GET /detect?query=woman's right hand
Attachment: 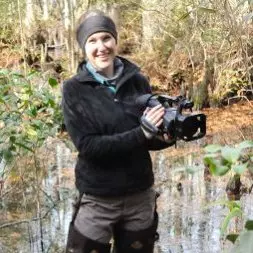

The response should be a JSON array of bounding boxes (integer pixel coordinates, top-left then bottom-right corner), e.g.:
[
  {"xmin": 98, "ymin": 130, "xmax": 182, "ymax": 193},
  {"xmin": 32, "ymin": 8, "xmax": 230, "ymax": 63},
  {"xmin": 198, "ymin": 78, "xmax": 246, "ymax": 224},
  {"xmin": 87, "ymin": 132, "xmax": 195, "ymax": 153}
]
[{"xmin": 141, "ymin": 104, "xmax": 165, "ymax": 139}]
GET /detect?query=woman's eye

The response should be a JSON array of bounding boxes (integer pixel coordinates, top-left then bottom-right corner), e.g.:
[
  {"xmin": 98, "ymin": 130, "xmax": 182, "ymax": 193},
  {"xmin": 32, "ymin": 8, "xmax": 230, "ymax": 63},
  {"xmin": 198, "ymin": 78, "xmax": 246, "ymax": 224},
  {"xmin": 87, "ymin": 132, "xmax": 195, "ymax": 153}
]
[
  {"xmin": 103, "ymin": 36, "xmax": 112, "ymax": 42},
  {"xmin": 88, "ymin": 39, "xmax": 96, "ymax": 44}
]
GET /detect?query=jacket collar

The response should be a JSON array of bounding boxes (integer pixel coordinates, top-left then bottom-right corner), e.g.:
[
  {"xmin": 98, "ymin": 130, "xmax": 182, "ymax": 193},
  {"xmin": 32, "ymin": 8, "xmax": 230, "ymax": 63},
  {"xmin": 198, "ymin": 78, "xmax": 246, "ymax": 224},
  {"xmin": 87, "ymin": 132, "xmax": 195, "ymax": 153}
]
[{"xmin": 74, "ymin": 56, "xmax": 140, "ymax": 91}]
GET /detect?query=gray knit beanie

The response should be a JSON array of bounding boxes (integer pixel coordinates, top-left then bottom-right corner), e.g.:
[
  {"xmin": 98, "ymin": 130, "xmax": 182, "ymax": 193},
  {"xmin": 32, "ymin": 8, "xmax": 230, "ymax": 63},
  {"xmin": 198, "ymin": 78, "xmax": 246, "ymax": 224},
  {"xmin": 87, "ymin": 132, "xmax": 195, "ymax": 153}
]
[{"xmin": 76, "ymin": 14, "xmax": 117, "ymax": 50}]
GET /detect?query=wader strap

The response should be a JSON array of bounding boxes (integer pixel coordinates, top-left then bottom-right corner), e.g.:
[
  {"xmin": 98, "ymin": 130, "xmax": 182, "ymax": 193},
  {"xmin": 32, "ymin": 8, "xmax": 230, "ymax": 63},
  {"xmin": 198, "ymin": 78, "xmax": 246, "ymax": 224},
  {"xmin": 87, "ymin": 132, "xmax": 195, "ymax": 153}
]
[{"xmin": 71, "ymin": 195, "xmax": 82, "ymax": 224}]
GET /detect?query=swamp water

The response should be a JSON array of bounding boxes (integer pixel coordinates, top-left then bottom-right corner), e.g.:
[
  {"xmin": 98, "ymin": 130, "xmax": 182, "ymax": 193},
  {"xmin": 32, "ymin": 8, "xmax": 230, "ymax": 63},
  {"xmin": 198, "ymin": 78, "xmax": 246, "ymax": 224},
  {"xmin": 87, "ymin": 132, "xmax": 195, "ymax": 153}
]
[{"xmin": 0, "ymin": 128, "xmax": 253, "ymax": 253}]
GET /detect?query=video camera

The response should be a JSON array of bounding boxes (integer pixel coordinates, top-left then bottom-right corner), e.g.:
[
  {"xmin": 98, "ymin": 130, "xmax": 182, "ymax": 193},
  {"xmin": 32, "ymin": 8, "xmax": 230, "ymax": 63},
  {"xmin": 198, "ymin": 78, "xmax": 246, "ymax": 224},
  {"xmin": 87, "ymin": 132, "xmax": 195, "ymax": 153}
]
[{"xmin": 136, "ymin": 94, "xmax": 206, "ymax": 142}]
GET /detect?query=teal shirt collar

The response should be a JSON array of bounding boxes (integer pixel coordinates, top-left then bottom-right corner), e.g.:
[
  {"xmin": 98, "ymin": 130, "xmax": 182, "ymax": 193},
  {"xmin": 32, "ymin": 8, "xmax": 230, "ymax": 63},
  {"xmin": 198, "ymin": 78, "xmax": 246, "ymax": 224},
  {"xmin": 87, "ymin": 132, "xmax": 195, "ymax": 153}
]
[{"xmin": 85, "ymin": 58, "xmax": 124, "ymax": 93}]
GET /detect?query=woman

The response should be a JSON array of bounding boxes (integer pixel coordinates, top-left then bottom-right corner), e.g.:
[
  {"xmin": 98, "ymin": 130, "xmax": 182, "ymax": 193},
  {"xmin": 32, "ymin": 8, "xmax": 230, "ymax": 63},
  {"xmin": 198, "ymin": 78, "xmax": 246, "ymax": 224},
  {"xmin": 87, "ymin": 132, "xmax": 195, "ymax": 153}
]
[{"xmin": 62, "ymin": 9, "xmax": 173, "ymax": 253}]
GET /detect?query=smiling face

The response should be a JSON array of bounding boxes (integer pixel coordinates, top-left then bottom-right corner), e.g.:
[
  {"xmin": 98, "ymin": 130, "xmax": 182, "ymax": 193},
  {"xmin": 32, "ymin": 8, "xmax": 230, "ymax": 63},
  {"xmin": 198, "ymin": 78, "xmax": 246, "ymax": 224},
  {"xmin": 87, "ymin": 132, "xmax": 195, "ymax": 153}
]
[{"xmin": 84, "ymin": 32, "xmax": 117, "ymax": 77}]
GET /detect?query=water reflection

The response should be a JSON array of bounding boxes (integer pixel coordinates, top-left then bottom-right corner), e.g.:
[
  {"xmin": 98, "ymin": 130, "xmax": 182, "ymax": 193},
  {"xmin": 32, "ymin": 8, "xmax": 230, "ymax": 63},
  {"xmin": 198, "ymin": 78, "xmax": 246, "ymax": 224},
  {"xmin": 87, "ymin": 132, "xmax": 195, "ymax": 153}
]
[
  {"xmin": 154, "ymin": 150, "xmax": 228, "ymax": 253},
  {"xmin": 0, "ymin": 139, "xmax": 76, "ymax": 253},
  {"xmin": 0, "ymin": 139, "xmax": 253, "ymax": 253}
]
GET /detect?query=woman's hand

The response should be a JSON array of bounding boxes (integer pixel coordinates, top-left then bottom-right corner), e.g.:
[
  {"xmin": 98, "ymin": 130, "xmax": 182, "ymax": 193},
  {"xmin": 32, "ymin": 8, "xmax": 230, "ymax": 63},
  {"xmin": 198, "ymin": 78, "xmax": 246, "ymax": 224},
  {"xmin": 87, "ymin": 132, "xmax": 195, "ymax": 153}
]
[
  {"xmin": 143, "ymin": 104, "xmax": 165, "ymax": 128},
  {"xmin": 141, "ymin": 104, "xmax": 165, "ymax": 139},
  {"xmin": 141, "ymin": 104, "xmax": 173, "ymax": 143}
]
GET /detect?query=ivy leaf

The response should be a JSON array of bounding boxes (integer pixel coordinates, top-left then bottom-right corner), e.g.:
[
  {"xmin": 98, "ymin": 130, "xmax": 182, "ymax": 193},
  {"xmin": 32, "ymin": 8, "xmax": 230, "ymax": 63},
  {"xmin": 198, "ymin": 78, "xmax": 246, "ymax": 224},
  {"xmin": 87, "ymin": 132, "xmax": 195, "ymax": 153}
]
[
  {"xmin": 215, "ymin": 164, "xmax": 230, "ymax": 176},
  {"xmin": 204, "ymin": 156, "xmax": 230, "ymax": 176},
  {"xmin": 232, "ymin": 162, "xmax": 248, "ymax": 175},
  {"xmin": 2, "ymin": 149, "xmax": 13, "ymax": 162},
  {"xmin": 221, "ymin": 147, "xmax": 241, "ymax": 163},
  {"xmin": 245, "ymin": 220, "xmax": 253, "ymax": 231},
  {"xmin": 204, "ymin": 144, "xmax": 222, "ymax": 153},
  {"xmin": 226, "ymin": 233, "xmax": 239, "ymax": 244},
  {"xmin": 237, "ymin": 140, "xmax": 253, "ymax": 150},
  {"xmin": 0, "ymin": 69, "xmax": 9, "ymax": 75},
  {"xmin": 232, "ymin": 231, "xmax": 253, "ymax": 253},
  {"xmin": 48, "ymin": 78, "xmax": 58, "ymax": 88}
]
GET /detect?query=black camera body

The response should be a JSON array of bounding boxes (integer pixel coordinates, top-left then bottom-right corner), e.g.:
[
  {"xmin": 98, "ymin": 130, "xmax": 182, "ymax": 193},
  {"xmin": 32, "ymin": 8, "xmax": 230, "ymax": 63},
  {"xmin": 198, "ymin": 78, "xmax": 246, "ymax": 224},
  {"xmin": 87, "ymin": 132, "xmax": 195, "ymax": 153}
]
[{"xmin": 136, "ymin": 94, "xmax": 206, "ymax": 142}]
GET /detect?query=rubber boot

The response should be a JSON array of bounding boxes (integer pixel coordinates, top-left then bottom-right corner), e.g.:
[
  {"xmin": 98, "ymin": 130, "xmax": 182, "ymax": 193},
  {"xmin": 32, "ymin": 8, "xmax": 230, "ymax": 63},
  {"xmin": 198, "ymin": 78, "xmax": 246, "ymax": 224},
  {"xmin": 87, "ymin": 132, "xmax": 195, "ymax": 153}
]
[
  {"xmin": 113, "ymin": 211, "xmax": 159, "ymax": 253},
  {"xmin": 66, "ymin": 223, "xmax": 111, "ymax": 253}
]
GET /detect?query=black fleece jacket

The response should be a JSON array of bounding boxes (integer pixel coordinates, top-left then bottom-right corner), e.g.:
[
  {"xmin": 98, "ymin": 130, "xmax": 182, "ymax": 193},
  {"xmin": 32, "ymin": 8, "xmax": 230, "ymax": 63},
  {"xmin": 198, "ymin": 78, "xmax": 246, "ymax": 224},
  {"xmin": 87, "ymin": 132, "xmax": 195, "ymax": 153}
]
[{"xmin": 62, "ymin": 56, "xmax": 171, "ymax": 196}]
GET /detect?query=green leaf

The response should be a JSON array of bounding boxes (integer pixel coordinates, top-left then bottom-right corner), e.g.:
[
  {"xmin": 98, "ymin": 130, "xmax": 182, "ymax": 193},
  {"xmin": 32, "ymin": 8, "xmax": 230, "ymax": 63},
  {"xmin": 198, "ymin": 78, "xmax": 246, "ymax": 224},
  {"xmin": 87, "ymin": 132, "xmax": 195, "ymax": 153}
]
[
  {"xmin": 15, "ymin": 142, "xmax": 34, "ymax": 153},
  {"xmin": 48, "ymin": 78, "xmax": 58, "ymax": 88},
  {"xmin": 221, "ymin": 147, "xmax": 241, "ymax": 163},
  {"xmin": 3, "ymin": 149, "xmax": 13, "ymax": 162},
  {"xmin": 47, "ymin": 98, "xmax": 56, "ymax": 107},
  {"xmin": 27, "ymin": 70, "xmax": 38, "ymax": 79},
  {"xmin": 203, "ymin": 156, "xmax": 216, "ymax": 166},
  {"xmin": 0, "ymin": 69, "xmax": 9, "ymax": 75},
  {"xmin": 204, "ymin": 156, "xmax": 230, "ymax": 176},
  {"xmin": 245, "ymin": 220, "xmax": 253, "ymax": 230},
  {"xmin": 232, "ymin": 162, "xmax": 248, "ymax": 175},
  {"xmin": 9, "ymin": 135, "xmax": 16, "ymax": 143},
  {"xmin": 232, "ymin": 230, "xmax": 253, "ymax": 253},
  {"xmin": 228, "ymin": 201, "xmax": 241, "ymax": 210},
  {"xmin": 226, "ymin": 233, "xmax": 239, "ymax": 243},
  {"xmin": 237, "ymin": 140, "xmax": 253, "ymax": 150},
  {"xmin": 26, "ymin": 128, "xmax": 38, "ymax": 137},
  {"xmin": 28, "ymin": 106, "xmax": 38, "ymax": 117},
  {"xmin": 31, "ymin": 120, "xmax": 43, "ymax": 130},
  {"xmin": 10, "ymin": 71, "xmax": 24, "ymax": 78},
  {"xmin": 204, "ymin": 144, "xmax": 222, "ymax": 153},
  {"xmin": 221, "ymin": 207, "xmax": 243, "ymax": 235},
  {"xmin": 215, "ymin": 164, "xmax": 230, "ymax": 176}
]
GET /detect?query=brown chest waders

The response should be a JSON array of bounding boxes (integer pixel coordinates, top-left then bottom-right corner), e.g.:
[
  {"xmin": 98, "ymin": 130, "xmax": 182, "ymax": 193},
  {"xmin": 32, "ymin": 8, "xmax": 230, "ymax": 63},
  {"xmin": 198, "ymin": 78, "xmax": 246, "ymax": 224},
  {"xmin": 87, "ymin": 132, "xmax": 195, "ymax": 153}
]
[
  {"xmin": 65, "ymin": 197, "xmax": 111, "ymax": 253},
  {"xmin": 112, "ymin": 210, "xmax": 159, "ymax": 253},
  {"xmin": 66, "ymin": 192, "xmax": 160, "ymax": 253},
  {"xmin": 112, "ymin": 192, "xmax": 160, "ymax": 253}
]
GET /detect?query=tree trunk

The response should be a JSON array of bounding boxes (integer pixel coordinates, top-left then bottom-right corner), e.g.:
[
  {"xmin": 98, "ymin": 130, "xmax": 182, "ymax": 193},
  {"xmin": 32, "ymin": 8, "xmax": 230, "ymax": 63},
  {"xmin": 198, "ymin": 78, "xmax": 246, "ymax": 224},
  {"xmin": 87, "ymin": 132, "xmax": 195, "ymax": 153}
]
[
  {"xmin": 107, "ymin": 4, "xmax": 121, "ymax": 41},
  {"xmin": 141, "ymin": 0, "xmax": 169, "ymax": 51},
  {"xmin": 108, "ymin": 4, "xmax": 120, "ymax": 25},
  {"xmin": 70, "ymin": 0, "xmax": 77, "ymax": 72},
  {"xmin": 63, "ymin": 0, "xmax": 70, "ymax": 29},
  {"xmin": 141, "ymin": 0, "xmax": 161, "ymax": 51},
  {"xmin": 42, "ymin": 0, "xmax": 49, "ymax": 20},
  {"xmin": 63, "ymin": 0, "xmax": 79, "ymax": 72},
  {"xmin": 25, "ymin": 0, "xmax": 34, "ymax": 28},
  {"xmin": 192, "ymin": 58, "xmax": 214, "ymax": 109}
]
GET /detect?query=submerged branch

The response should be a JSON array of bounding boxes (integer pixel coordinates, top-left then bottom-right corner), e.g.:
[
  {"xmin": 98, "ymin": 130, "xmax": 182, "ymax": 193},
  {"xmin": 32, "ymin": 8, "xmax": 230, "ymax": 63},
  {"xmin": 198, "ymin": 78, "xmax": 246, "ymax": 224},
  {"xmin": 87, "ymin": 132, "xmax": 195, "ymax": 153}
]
[
  {"xmin": 0, "ymin": 217, "xmax": 40, "ymax": 229},
  {"xmin": 0, "ymin": 200, "xmax": 61, "ymax": 230}
]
